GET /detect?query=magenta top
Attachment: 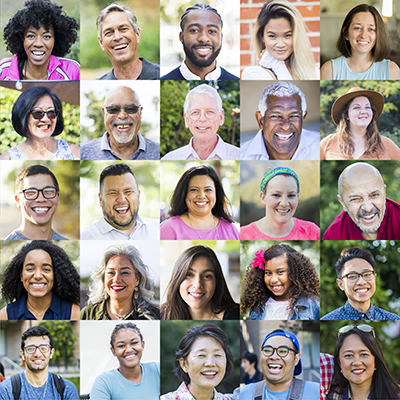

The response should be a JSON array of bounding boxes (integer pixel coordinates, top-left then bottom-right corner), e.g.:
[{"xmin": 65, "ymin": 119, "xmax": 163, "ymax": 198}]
[
  {"xmin": 240, "ymin": 218, "xmax": 320, "ymax": 240},
  {"xmin": 160, "ymin": 216, "xmax": 240, "ymax": 240}
]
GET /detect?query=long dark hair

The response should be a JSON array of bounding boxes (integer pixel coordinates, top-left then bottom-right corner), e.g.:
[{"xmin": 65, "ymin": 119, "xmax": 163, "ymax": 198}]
[
  {"xmin": 334, "ymin": 327, "xmax": 400, "ymax": 400},
  {"xmin": 161, "ymin": 245, "xmax": 238, "ymax": 320}
]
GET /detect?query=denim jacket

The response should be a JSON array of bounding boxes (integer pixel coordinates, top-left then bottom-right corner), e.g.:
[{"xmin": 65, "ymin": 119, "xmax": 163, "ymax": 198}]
[{"xmin": 249, "ymin": 295, "xmax": 320, "ymax": 320}]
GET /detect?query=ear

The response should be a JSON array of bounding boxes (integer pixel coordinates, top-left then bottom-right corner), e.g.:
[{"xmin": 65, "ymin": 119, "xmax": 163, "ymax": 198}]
[
  {"xmin": 337, "ymin": 278, "xmax": 345, "ymax": 291},
  {"xmin": 294, "ymin": 352, "xmax": 301, "ymax": 366},
  {"xmin": 98, "ymin": 192, "xmax": 102, "ymax": 207},
  {"xmin": 337, "ymin": 195, "xmax": 346, "ymax": 211},
  {"xmin": 255, "ymin": 111, "xmax": 264, "ymax": 130},
  {"xmin": 20, "ymin": 349, "xmax": 24, "ymax": 360},
  {"xmin": 219, "ymin": 109, "xmax": 225, "ymax": 126},
  {"xmin": 179, "ymin": 358, "xmax": 188, "ymax": 374},
  {"xmin": 138, "ymin": 189, "xmax": 141, "ymax": 204},
  {"xmin": 260, "ymin": 191, "xmax": 266, "ymax": 206},
  {"xmin": 302, "ymin": 111, "xmax": 307, "ymax": 120},
  {"xmin": 141, "ymin": 340, "xmax": 145, "ymax": 349},
  {"xmin": 179, "ymin": 31, "xmax": 183, "ymax": 44},
  {"xmin": 111, "ymin": 347, "xmax": 116, "ymax": 357},
  {"xmin": 56, "ymin": 193, "xmax": 60, "ymax": 207},
  {"xmin": 50, "ymin": 348, "xmax": 54, "ymax": 359},
  {"xmin": 102, "ymin": 106, "xmax": 106, "ymax": 118},
  {"xmin": 15, "ymin": 194, "xmax": 21, "ymax": 209},
  {"xmin": 136, "ymin": 27, "xmax": 141, "ymax": 45},
  {"xmin": 98, "ymin": 36, "xmax": 105, "ymax": 52},
  {"xmin": 184, "ymin": 113, "xmax": 190, "ymax": 129}
]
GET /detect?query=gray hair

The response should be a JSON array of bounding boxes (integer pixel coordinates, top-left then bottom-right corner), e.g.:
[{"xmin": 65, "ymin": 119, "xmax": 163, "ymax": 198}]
[
  {"xmin": 88, "ymin": 244, "xmax": 157, "ymax": 320},
  {"xmin": 258, "ymin": 82, "xmax": 307, "ymax": 116},
  {"xmin": 96, "ymin": 3, "xmax": 139, "ymax": 38},
  {"xmin": 183, "ymin": 84, "xmax": 223, "ymax": 115}
]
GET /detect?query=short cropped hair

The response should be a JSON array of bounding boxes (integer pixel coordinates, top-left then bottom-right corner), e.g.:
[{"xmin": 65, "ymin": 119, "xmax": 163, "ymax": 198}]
[
  {"xmin": 241, "ymin": 351, "xmax": 258, "ymax": 367},
  {"xmin": 21, "ymin": 326, "xmax": 54, "ymax": 350},
  {"xmin": 335, "ymin": 247, "xmax": 376, "ymax": 278},
  {"xmin": 183, "ymin": 84, "xmax": 223, "ymax": 114},
  {"xmin": 15, "ymin": 164, "xmax": 59, "ymax": 194},
  {"xmin": 99, "ymin": 163, "xmax": 138, "ymax": 193},
  {"xmin": 180, "ymin": 3, "xmax": 223, "ymax": 30},
  {"xmin": 110, "ymin": 322, "xmax": 143, "ymax": 349},
  {"xmin": 97, "ymin": 3, "xmax": 139, "ymax": 38}
]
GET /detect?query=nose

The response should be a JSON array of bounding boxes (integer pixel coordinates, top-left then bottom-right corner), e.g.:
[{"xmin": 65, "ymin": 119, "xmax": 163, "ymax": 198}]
[
  {"xmin": 198, "ymin": 28, "xmax": 210, "ymax": 43},
  {"xmin": 204, "ymin": 355, "xmax": 216, "ymax": 366},
  {"xmin": 33, "ymin": 268, "xmax": 42, "ymax": 279},
  {"xmin": 276, "ymin": 37, "xmax": 285, "ymax": 47},
  {"xmin": 116, "ymin": 192, "xmax": 127, "ymax": 202},
  {"xmin": 33, "ymin": 35, "xmax": 44, "ymax": 47},
  {"xmin": 36, "ymin": 190, "xmax": 46, "ymax": 201},
  {"xmin": 280, "ymin": 196, "xmax": 289, "ymax": 206},
  {"xmin": 192, "ymin": 275, "xmax": 202, "ymax": 289},
  {"xmin": 33, "ymin": 347, "xmax": 42, "ymax": 355},
  {"xmin": 270, "ymin": 273, "xmax": 279, "ymax": 283},
  {"xmin": 113, "ymin": 29, "xmax": 123, "ymax": 40},
  {"xmin": 113, "ymin": 270, "xmax": 122, "ymax": 282},
  {"xmin": 198, "ymin": 110, "xmax": 207, "ymax": 121},
  {"xmin": 360, "ymin": 200, "xmax": 374, "ymax": 213}
]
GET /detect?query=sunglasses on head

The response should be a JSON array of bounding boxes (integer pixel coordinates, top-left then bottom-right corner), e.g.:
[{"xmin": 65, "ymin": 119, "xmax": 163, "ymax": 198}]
[
  {"xmin": 105, "ymin": 104, "xmax": 141, "ymax": 115},
  {"xmin": 30, "ymin": 109, "xmax": 58, "ymax": 120},
  {"xmin": 338, "ymin": 324, "xmax": 375, "ymax": 337}
]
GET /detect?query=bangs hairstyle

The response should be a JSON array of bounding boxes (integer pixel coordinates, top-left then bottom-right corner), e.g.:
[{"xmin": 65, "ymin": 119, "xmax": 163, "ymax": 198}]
[
  {"xmin": 3, "ymin": 0, "xmax": 78, "ymax": 58},
  {"xmin": 337, "ymin": 4, "xmax": 390, "ymax": 61},
  {"xmin": 110, "ymin": 322, "xmax": 143, "ymax": 349},
  {"xmin": 2, "ymin": 241, "xmax": 80, "ymax": 305},
  {"xmin": 161, "ymin": 245, "xmax": 238, "ymax": 320},
  {"xmin": 334, "ymin": 327, "xmax": 400, "ymax": 399},
  {"xmin": 253, "ymin": 0, "xmax": 316, "ymax": 80},
  {"xmin": 240, "ymin": 243, "xmax": 320, "ymax": 317},
  {"xmin": 336, "ymin": 96, "xmax": 384, "ymax": 158},
  {"xmin": 12, "ymin": 86, "xmax": 64, "ymax": 138},
  {"xmin": 87, "ymin": 244, "xmax": 158, "ymax": 320},
  {"xmin": 167, "ymin": 165, "xmax": 234, "ymax": 223},
  {"xmin": 173, "ymin": 323, "xmax": 234, "ymax": 385},
  {"xmin": 15, "ymin": 164, "xmax": 59, "ymax": 194}
]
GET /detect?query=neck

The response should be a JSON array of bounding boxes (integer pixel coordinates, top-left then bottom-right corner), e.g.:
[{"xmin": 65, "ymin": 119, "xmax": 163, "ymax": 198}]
[
  {"xmin": 20, "ymin": 137, "xmax": 58, "ymax": 159},
  {"xmin": 361, "ymin": 231, "xmax": 378, "ymax": 240},
  {"xmin": 25, "ymin": 369, "xmax": 48, "ymax": 387},
  {"xmin": 258, "ymin": 216, "xmax": 294, "ymax": 238},
  {"xmin": 192, "ymin": 136, "xmax": 218, "ymax": 160},
  {"xmin": 346, "ymin": 53, "xmax": 374, "ymax": 73},
  {"xmin": 264, "ymin": 142, "xmax": 297, "ymax": 161},
  {"xmin": 266, "ymin": 377, "xmax": 292, "ymax": 393},
  {"xmin": 113, "ymin": 57, "xmax": 142, "ymax": 80},
  {"xmin": 118, "ymin": 363, "xmax": 142, "ymax": 383},
  {"xmin": 248, "ymin": 365, "xmax": 257, "ymax": 378},
  {"xmin": 349, "ymin": 382, "xmax": 372, "ymax": 400},
  {"xmin": 186, "ymin": 212, "xmax": 217, "ymax": 229},
  {"xmin": 108, "ymin": 298, "xmax": 134, "ymax": 319},
  {"xmin": 107, "ymin": 133, "xmax": 139, "ymax": 159},
  {"xmin": 189, "ymin": 305, "xmax": 216, "ymax": 321},
  {"xmin": 24, "ymin": 59, "xmax": 50, "ymax": 80},
  {"xmin": 187, "ymin": 382, "xmax": 214, "ymax": 400},
  {"xmin": 349, "ymin": 298, "xmax": 371, "ymax": 314},
  {"xmin": 17, "ymin": 221, "xmax": 54, "ymax": 240},
  {"xmin": 184, "ymin": 59, "xmax": 216, "ymax": 80}
]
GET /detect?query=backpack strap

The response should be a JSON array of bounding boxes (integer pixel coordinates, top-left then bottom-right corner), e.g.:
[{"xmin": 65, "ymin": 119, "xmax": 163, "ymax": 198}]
[
  {"xmin": 253, "ymin": 380, "xmax": 266, "ymax": 400},
  {"xmin": 10, "ymin": 374, "xmax": 21, "ymax": 400},
  {"xmin": 52, "ymin": 373, "xmax": 65, "ymax": 400},
  {"xmin": 288, "ymin": 377, "xmax": 305, "ymax": 400}
]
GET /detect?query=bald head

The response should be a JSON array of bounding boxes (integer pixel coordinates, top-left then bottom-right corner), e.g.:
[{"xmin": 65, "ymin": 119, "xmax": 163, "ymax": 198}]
[{"xmin": 104, "ymin": 86, "xmax": 141, "ymax": 107}]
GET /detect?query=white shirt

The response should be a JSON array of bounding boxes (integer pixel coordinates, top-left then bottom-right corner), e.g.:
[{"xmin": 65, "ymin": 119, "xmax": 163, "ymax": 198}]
[
  {"xmin": 81, "ymin": 214, "xmax": 159, "ymax": 240},
  {"xmin": 161, "ymin": 134, "xmax": 240, "ymax": 160},
  {"xmin": 240, "ymin": 129, "xmax": 320, "ymax": 160},
  {"xmin": 179, "ymin": 60, "xmax": 222, "ymax": 80}
]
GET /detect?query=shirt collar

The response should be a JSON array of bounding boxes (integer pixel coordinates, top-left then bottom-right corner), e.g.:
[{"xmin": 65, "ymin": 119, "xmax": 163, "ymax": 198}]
[
  {"xmin": 188, "ymin": 134, "xmax": 225, "ymax": 160},
  {"xmin": 243, "ymin": 130, "xmax": 270, "ymax": 159},
  {"xmin": 344, "ymin": 300, "xmax": 375, "ymax": 320},
  {"xmin": 16, "ymin": 293, "xmax": 60, "ymax": 319},
  {"xmin": 98, "ymin": 214, "xmax": 144, "ymax": 236},
  {"xmin": 179, "ymin": 60, "xmax": 222, "ymax": 80},
  {"xmin": 100, "ymin": 131, "xmax": 145, "ymax": 156}
]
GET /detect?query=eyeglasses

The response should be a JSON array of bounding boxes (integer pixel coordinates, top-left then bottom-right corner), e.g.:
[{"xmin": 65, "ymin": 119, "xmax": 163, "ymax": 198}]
[
  {"xmin": 339, "ymin": 271, "xmax": 376, "ymax": 282},
  {"xmin": 188, "ymin": 109, "xmax": 218, "ymax": 121},
  {"xmin": 338, "ymin": 324, "xmax": 376, "ymax": 338},
  {"xmin": 24, "ymin": 344, "xmax": 52, "ymax": 354},
  {"xmin": 261, "ymin": 345, "xmax": 297, "ymax": 358},
  {"xmin": 30, "ymin": 109, "xmax": 58, "ymax": 120},
  {"xmin": 105, "ymin": 104, "xmax": 141, "ymax": 115},
  {"xmin": 19, "ymin": 187, "xmax": 58, "ymax": 200}
]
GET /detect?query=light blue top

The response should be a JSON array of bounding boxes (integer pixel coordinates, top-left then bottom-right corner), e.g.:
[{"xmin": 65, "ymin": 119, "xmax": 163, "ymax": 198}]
[
  {"xmin": 90, "ymin": 362, "xmax": 160, "ymax": 400},
  {"xmin": 331, "ymin": 56, "xmax": 389, "ymax": 80},
  {"xmin": 8, "ymin": 139, "xmax": 78, "ymax": 160},
  {"xmin": 5, "ymin": 229, "xmax": 68, "ymax": 240}
]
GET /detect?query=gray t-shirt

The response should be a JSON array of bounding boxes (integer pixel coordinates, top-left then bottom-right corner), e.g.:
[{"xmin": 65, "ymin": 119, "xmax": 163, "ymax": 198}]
[
  {"xmin": 97, "ymin": 57, "xmax": 160, "ymax": 80},
  {"xmin": 5, "ymin": 229, "xmax": 68, "ymax": 240}
]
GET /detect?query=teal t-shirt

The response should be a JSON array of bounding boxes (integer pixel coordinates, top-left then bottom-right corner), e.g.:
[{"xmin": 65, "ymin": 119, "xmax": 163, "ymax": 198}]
[{"xmin": 90, "ymin": 361, "xmax": 160, "ymax": 400}]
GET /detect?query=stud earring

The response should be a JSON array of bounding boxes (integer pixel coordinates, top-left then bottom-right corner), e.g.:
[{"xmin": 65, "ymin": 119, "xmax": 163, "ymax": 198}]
[{"xmin": 134, "ymin": 286, "xmax": 139, "ymax": 300}]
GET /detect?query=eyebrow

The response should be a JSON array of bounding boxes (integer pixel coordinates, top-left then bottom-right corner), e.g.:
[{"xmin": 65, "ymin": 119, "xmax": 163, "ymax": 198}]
[
  {"xmin": 348, "ymin": 190, "xmax": 381, "ymax": 199},
  {"xmin": 26, "ymin": 29, "xmax": 52, "ymax": 34},
  {"xmin": 24, "ymin": 262, "xmax": 53, "ymax": 267},
  {"xmin": 115, "ymin": 338, "xmax": 139, "ymax": 345},
  {"xmin": 188, "ymin": 267, "xmax": 214, "ymax": 273},
  {"xmin": 188, "ymin": 185, "xmax": 214, "ymax": 189},
  {"xmin": 106, "ymin": 266, "xmax": 132, "ymax": 271},
  {"xmin": 266, "ymin": 30, "xmax": 292, "ymax": 34},
  {"xmin": 186, "ymin": 23, "xmax": 221, "ymax": 30}
]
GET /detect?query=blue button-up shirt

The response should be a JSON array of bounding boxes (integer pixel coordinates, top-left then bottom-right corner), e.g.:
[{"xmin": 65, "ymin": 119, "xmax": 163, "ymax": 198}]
[{"xmin": 321, "ymin": 300, "xmax": 400, "ymax": 320}]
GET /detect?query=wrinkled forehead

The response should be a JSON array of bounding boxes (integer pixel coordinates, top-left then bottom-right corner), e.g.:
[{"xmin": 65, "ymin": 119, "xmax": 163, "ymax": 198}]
[
  {"xmin": 265, "ymin": 94, "xmax": 302, "ymax": 113},
  {"xmin": 340, "ymin": 167, "xmax": 384, "ymax": 196},
  {"xmin": 188, "ymin": 93, "xmax": 219, "ymax": 110}
]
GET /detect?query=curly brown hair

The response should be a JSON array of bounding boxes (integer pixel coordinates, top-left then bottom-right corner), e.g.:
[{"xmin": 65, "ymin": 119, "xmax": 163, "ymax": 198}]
[{"xmin": 240, "ymin": 244, "xmax": 319, "ymax": 317}]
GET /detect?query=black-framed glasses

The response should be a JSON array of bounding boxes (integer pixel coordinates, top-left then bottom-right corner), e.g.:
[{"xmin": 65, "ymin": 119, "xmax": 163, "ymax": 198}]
[
  {"xmin": 338, "ymin": 324, "xmax": 376, "ymax": 338},
  {"xmin": 105, "ymin": 104, "xmax": 141, "ymax": 115},
  {"xmin": 188, "ymin": 108, "xmax": 218, "ymax": 121},
  {"xmin": 24, "ymin": 344, "xmax": 52, "ymax": 354},
  {"xmin": 19, "ymin": 187, "xmax": 58, "ymax": 200},
  {"xmin": 261, "ymin": 345, "xmax": 297, "ymax": 358},
  {"xmin": 339, "ymin": 271, "xmax": 376, "ymax": 282},
  {"xmin": 30, "ymin": 109, "xmax": 58, "ymax": 120}
]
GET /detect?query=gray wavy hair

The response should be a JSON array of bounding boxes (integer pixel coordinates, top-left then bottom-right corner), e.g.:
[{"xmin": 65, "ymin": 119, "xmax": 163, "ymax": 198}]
[{"xmin": 88, "ymin": 244, "xmax": 157, "ymax": 320}]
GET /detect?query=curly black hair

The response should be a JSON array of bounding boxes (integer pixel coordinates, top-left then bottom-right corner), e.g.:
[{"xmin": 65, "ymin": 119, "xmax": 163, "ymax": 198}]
[
  {"xmin": 240, "ymin": 243, "xmax": 320, "ymax": 317},
  {"xmin": 3, "ymin": 0, "xmax": 79, "ymax": 58},
  {"xmin": 2, "ymin": 241, "xmax": 80, "ymax": 305}
]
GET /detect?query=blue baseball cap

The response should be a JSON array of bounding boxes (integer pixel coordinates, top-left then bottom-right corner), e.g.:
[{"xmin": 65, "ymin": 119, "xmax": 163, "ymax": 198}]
[{"xmin": 261, "ymin": 329, "xmax": 302, "ymax": 376}]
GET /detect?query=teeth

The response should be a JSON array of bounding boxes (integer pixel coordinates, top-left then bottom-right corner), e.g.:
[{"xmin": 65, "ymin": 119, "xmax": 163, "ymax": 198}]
[
  {"xmin": 268, "ymin": 364, "xmax": 282, "ymax": 369},
  {"xmin": 33, "ymin": 207, "xmax": 49, "ymax": 213},
  {"xmin": 202, "ymin": 372, "xmax": 217, "ymax": 376},
  {"xmin": 356, "ymin": 288, "xmax": 368, "ymax": 293},
  {"xmin": 116, "ymin": 125, "xmax": 130, "ymax": 128},
  {"xmin": 31, "ymin": 283, "xmax": 45, "ymax": 288},
  {"xmin": 275, "ymin": 132, "xmax": 294, "ymax": 140},
  {"xmin": 196, "ymin": 48, "xmax": 211, "ymax": 55},
  {"xmin": 190, "ymin": 293, "xmax": 205, "ymax": 299},
  {"xmin": 198, "ymin": 127, "xmax": 208, "ymax": 130},
  {"xmin": 115, "ymin": 207, "xmax": 128, "ymax": 210},
  {"xmin": 357, "ymin": 41, "xmax": 368, "ymax": 44},
  {"xmin": 195, "ymin": 202, "xmax": 207, "ymax": 206},
  {"xmin": 271, "ymin": 285, "xmax": 283, "ymax": 291},
  {"xmin": 352, "ymin": 369, "xmax": 364, "ymax": 373},
  {"xmin": 112, "ymin": 286, "xmax": 125, "ymax": 290},
  {"xmin": 114, "ymin": 44, "xmax": 128, "ymax": 50},
  {"xmin": 125, "ymin": 354, "xmax": 136, "ymax": 359},
  {"xmin": 32, "ymin": 51, "xmax": 45, "ymax": 55}
]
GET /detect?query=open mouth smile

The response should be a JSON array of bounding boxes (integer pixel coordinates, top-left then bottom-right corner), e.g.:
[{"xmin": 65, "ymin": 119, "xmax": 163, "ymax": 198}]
[
  {"xmin": 269, "ymin": 285, "xmax": 284, "ymax": 293},
  {"xmin": 32, "ymin": 207, "xmax": 50, "ymax": 215},
  {"xmin": 193, "ymin": 46, "xmax": 213, "ymax": 56},
  {"xmin": 268, "ymin": 364, "xmax": 283, "ymax": 373},
  {"xmin": 114, "ymin": 205, "xmax": 130, "ymax": 215},
  {"xmin": 111, "ymin": 285, "xmax": 126, "ymax": 292},
  {"xmin": 275, "ymin": 132, "xmax": 294, "ymax": 141},
  {"xmin": 201, "ymin": 371, "xmax": 218, "ymax": 378},
  {"xmin": 113, "ymin": 43, "xmax": 129, "ymax": 51},
  {"xmin": 352, "ymin": 368, "xmax": 365, "ymax": 375},
  {"xmin": 189, "ymin": 292, "xmax": 205, "ymax": 299}
]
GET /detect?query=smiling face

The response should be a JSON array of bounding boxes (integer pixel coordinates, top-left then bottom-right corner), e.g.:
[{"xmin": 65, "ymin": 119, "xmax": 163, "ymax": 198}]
[
  {"xmin": 23, "ymin": 24, "xmax": 54, "ymax": 67},
  {"xmin": 337, "ymin": 258, "xmax": 376, "ymax": 312},
  {"xmin": 256, "ymin": 94, "xmax": 305, "ymax": 160},
  {"xmin": 261, "ymin": 336, "xmax": 300, "ymax": 391},
  {"xmin": 103, "ymin": 86, "xmax": 142, "ymax": 146},
  {"xmin": 185, "ymin": 175, "xmax": 216, "ymax": 218},
  {"xmin": 99, "ymin": 173, "xmax": 140, "ymax": 233},
  {"xmin": 15, "ymin": 174, "xmax": 59, "ymax": 229},
  {"xmin": 184, "ymin": 93, "xmax": 224, "ymax": 145},
  {"xmin": 111, "ymin": 328, "xmax": 144, "ymax": 369},
  {"xmin": 180, "ymin": 9, "xmax": 222, "ymax": 70},
  {"xmin": 347, "ymin": 96, "xmax": 373, "ymax": 131},
  {"xmin": 180, "ymin": 336, "xmax": 226, "ymax": 394},
  {"xmin": 179, "ymin": 256, "xmax": 216, "ymax": 316},
  {"xmin": 261, "ymin": 174, "xmax": 298, "ymax": 226},
  {"xmin": 264, "ymin": 254, "xmax": 292, "ymax": 301},
  {"xmin": 345, "ymin": 12, "xmax": 376, "ymax": 55},
  {"xmin": 105, "ymin": 255, "xmax": 139, "ymax": 305},
  {"xmin": 98, "ymin": 11, "xmax": 140, "ymax": 67},
  {"xmin": 262, "ymin": 18, "xmax": 293, "ymax": 62},
  {"xmin": 27, "ymin": 96, "xmax": 57, "ymax": 139},
  {"xmin": 21, "ymin": 335, "xmax": 54, "ymax": 373},
  {"xmin": 21, "ymin": 249, "xmax": 54, "ymax": 300},
  {"xmin": 339, "ymin": 334, "xmax": 375, "ymax": 390}
]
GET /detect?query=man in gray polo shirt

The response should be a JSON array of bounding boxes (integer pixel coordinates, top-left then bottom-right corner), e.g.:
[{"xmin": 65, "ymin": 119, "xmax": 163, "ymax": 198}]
[
  {"xmin": 81, "ymin": 163, "xmax": 159, "ymax": 240},
  {"xmin": 81, "ymin": 86, "xmax": 160, "ymax": 160}
]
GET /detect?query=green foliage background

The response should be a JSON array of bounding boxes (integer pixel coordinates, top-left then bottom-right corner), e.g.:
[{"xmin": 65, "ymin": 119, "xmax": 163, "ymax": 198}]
[
  {"xmin": 320, "ymin": 80, "xmax": 400, "ymax": 146},
  {"xmin": 160, "ymin": 320, "xmax": 240, "ymax": 395},
  {"xmin": 160, "ymin": 81, "xmax": 240, "ymax": 157}
]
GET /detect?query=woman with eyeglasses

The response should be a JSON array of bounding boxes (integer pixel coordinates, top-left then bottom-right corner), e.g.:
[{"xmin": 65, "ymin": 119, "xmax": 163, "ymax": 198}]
[
  {"xmin": 325, "ymin": 324, "xmax": 400, "ymax": 400},
  {"xmin": 0, "ymin": 241, "xmax": 80, "ymax": 320},
  {"xmin": 0, "ymin": 86, "xmax": 79, "ymax": 160}
]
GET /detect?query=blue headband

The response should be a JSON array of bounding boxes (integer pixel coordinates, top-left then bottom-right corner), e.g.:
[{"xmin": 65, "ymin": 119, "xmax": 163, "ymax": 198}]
[{"xmin": 260, "ymin": 167, "xmax": 300, "ymax": 192}]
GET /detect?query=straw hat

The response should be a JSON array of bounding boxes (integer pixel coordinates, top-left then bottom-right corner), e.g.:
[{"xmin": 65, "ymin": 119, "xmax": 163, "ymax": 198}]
[{"xmin": 331, "ymin": 87, "xmax": 384, "ymax": 125}]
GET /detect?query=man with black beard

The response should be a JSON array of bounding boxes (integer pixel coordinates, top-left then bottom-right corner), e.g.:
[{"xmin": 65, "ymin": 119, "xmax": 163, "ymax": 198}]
[
  {"xmin": 81, "ymin": 85, "xmax": 160, "ymax": 160},
  {"xmin": 161, "ymin": 4, "xmax": 239, "ymax": 80},
  {"xmin": 81, "ymin": 163, "xmax": 159, "ymax": 240}
]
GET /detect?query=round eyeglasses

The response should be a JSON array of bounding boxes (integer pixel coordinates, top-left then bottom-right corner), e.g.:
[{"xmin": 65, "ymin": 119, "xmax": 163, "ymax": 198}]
[
  {"xmin": 339, "ymin": 271, "xmax": 376, "ymax": 282},
  {"xmin": 19, "ymin": 187, "xmax": 58, "ymax": 200},
  {"xmin": 261, "ymin": 345, "xmax": 297, "ymax": 358},
  {"xmin": 187, "ymin": 109, "xmax": 218, "ymax": 121},
  {"xmin": 338, "ymin": 324, "xmax": 375, "ymax": 338},
  {"xmin": 30, "ymin": 109, "xmax": 58, "ymax": 120},
  {"xmin": 24, "ymin": 344, "xmax": 52, "ymax": 354}
]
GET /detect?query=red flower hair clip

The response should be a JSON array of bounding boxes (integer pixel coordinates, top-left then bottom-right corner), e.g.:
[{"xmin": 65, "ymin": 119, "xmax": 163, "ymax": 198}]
[{"xmin": 252, "ymin": 250, "xmax": 265, "ymax": 270}]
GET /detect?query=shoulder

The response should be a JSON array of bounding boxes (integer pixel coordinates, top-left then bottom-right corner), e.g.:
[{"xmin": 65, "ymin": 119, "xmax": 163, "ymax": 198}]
[
  {"xmin": 0, "ymin": 152, "xmax": 10, "ymax": 160},
  {"xmin": 389, "ymin": 61, "xmax": 400, "ymax": 79},
  {"xmin": 294, "ymin": 219, "xmax": 320, "ymax": 239},
  {"xmin": 143, "ymin": 361, "xmax": 160, "ymax": 375},
  {"xmin": 0, "ymin": 56, "xmax": 17, "ymax": 78},
  {"xmin": 139, "ymin": 58, "xmax": 160, "ymax": 80},
  {"xmin": 242, "ymin": 66, "xmax": 275, "ymax": 80},
  {"xmin": 320, "ymin": 60, "xmax": 333, "ymax": 80},
  {"xmin": 219, "ymin": 67, "xmax": 240, "ymax": 80},
  {"xmin": 161, "ymin": 145, "xmax": 189, "ymax": 160},
  {"xmin": 50, "ymin": 230, "xmax": 68, "ymax": 240},
  {"xmin": 80, "ymin": 302, "xmax": 102, "ymax": 320},
  {"xmin": 81, "ymin": 138, "xmax": 103, "ymax": 159},
  {"xmin": 61, "ymin": 376, "xmax": 79, "ymax": 396},
  {"xmin": 303, "ymin": 380, "xmax": 320, "ymax": 399},
  {"xmin": 321, "ymin": 307, "xmax": 342, "ymax": 320},
  {"xmin": 239, "ymin": 382, "xmax": 256, "ymax": 399},
  {"xmin": 67, "ymin": 143, "xmax": 80, "ymax": 159},
  {"xmin": 374, "ymin": 306, "xmax": 400, "ymax": 320},
  {"xmin": 97, "ymin": 69, "xmax": 116, "ymax": 80},
  {"xmin": 161, "ymin": 67, "xmax": 182, "ymax": 80},
  {"xmin": 0, "ymin": 306, "xmax": 8, "ymax": 320},
  {"xmin": 143, "ymin": 136, "xmax": 160, "ymax": 151}
]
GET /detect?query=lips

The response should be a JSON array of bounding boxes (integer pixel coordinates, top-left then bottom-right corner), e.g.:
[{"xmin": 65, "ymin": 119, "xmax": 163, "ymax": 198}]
[
  {"xmin": 111, "ymin": 285, "xmax": 126, "ymax": 292},
  {"xmin": 201, "ymin": 370, "xmax": 218, "ymax": 378},
  {"xmin": 194, "ymin": 201, "xmax": 208, "ymax": 208},
  {"xmin": 276, "ymin": 208, "xmax": 290, "ymax": 215},
  {"xmin": 124, "ymin": 353, "xmax": 137, "ymax": 360},
  {"xmin": 269, "ymin": 285, "xmax": 284, "ymax": 293},
  {"xmin": 32, "ymin": 207, "xmax": 50, "ymax": 215},
  {"xmin": 30, "ymin": 282, "xmax": 47, "ymax": 289},
  {"xmin": 114, "ymin": 205, "xmax": 129, "ymax": 215},
  {"xmin": 189, "ymin": 292, "xmax": 205, "ymax": 299},
  {"xmin": 193, "ymin": 45, "xmax": 213, "ymax": 56},
  {"xmin": 275, "ymin": 132, "xmax": 294, "ymax": 141},
  {"xmin": 113, "ymin": 43, "xmax": 129, "ymax": 51},
  {"xmin": 354, "ymin": 287, "xmax": 369, "ymax": 293},
  {"xmin": 352, "ymin": 368, "xmax": 365, "ymax": 375},
  {"xmin": 267, "ymin": 364, "xmax": 283, "ymax": 374}
]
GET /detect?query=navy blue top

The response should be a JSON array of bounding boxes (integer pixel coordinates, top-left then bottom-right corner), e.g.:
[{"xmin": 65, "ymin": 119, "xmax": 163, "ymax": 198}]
[
  {"xmin": 161, "ymin": 66, "xmax": 239, "ymax": 80},
  {"xmin": 7, "ymin": 293, "xmax": 73, "ymax": 320}
]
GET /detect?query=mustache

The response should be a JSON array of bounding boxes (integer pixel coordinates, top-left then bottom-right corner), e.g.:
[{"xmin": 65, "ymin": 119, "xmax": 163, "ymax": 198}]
[
  {"xmin": 357, "ymin": 207, "xmax": 380, "ymax": 219},
  {"xmin": 191, "ymin": 44, "xmax": 215, "ymax": 50},
  {"xmin": 111, "ymin": 118, "xmax": 135, "ymax": 126}
]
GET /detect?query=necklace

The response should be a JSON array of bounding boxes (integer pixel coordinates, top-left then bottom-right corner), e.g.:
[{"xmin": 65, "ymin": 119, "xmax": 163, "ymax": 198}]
[
  {"xmin": 27, "ymin": 374, "xmax": 48, "ymax": 400},
  {"xmin": 108, "ymin": 300, "xmax": 134, "ymax": 320},
  {"xmin": 187, "ymin": 213, "xmax": 219, "ymax": 239},
  {"xmin": 26, "ymin": 300, "xmax": 48, "ymax": 318}
]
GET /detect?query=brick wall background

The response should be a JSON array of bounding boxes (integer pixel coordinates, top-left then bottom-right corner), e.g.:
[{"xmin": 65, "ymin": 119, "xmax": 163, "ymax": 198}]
[{"xmin": 240, "ymin": 0, "xmax": 320, "ymax": 76}]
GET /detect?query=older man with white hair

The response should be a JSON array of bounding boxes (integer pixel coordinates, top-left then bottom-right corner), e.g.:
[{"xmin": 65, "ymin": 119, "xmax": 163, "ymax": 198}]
[
  {"xmin": 241, "ymin": 81, "xmax": 319, "ymax": 160},
  {"xmin": 162, "ymin": 84, "xmax": 240, "ymax": 160}
]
